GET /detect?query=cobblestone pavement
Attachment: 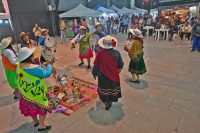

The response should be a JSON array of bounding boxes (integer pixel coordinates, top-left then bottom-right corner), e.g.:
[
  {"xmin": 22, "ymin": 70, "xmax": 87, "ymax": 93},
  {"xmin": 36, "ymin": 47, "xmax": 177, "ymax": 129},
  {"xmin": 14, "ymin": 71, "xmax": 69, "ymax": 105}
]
[{"xmin": 0, "ymin": 34, "xmax": 200, "ymax": 133}]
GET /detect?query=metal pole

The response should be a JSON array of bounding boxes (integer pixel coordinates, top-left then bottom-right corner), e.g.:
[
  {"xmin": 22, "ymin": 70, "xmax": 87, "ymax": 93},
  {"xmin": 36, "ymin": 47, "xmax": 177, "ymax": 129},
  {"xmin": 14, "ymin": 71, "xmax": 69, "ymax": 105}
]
[{"xmin": 8, "ymin": 18, "xmax": 17, "ymax": 43}]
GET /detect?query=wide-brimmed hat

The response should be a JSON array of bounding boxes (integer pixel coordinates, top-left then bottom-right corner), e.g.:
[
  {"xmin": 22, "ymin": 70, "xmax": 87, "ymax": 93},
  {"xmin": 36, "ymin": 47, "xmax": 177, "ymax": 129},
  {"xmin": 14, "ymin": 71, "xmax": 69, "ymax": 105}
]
[
  {"xmin": 129, "ymin": 29, "xmax": 143, "ymax": 39},
  {"xmin": 95, "ymin": 23, "xmax": 102, "ymax": 28},
  {"xmin": 79, "ymin": 26, "xmax": 86, "ymax": 31},
  {"xmin": 16, "ymin": 47, "xmax": 35, "ymax": 62},
  {"xmin": 0, "ymin": 37, "xmax": 12, "ymax": 50},
  {"xmin": 20, "ymin": 32, "xmax": 29, "ymax": 38},
  {"xmin": 41, "ymin": 29, "xmax": 49, "ymax": 33},
  {"xmin": 98, "ymin": 35, "xmax": 117, "ymax": 49}
]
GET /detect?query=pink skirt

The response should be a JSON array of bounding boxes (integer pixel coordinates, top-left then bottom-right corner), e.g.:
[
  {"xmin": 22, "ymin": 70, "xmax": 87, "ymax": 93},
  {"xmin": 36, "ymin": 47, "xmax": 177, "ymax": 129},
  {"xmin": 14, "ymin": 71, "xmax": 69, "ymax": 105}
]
[
  {"xmin": 19, "ymin": 99, "xmax": 47, "ymax": 118},
  {"xmin": 79, "ymin": 49, "xmax": 93, "ymax": 59}
]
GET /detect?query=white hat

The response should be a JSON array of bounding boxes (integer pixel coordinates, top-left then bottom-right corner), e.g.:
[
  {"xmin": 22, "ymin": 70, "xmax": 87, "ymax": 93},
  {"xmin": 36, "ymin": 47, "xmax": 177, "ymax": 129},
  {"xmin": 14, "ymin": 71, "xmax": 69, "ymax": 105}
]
[
  {"xmin": 98, "ymin": 35, "xmax": 117, "ymax": 49},
  {"xmin": 79, "ymin": 26, "xmax": 86, "ymax": 30},
  {"xmin": 129, "ymin": 29, "xmax": 143, "ymax": 39},
  {"xmin": 95, "ymin": 23, "xmax": 102, "ymax": 28},
  {"xmin": 0, "ymin": 37, "xmax": 12, "ymax": 50},
  {"xmin": 16, "ymin": 47, "xmax": 35, "ymax": 62},
  {"xmin": 41, "ymin": 28, "xmax": 49, "ymax": 33}
]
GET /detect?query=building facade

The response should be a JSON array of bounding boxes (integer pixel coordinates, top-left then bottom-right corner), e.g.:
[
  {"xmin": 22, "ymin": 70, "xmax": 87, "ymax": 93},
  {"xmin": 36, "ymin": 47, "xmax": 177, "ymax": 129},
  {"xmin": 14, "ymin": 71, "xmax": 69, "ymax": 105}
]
[
  {"xmin": 158, "ymin": 0, "xmax": 200, "ymax": 12},
  {"xmin": 86, "ymin": 0, "xmax": 130, "ymax": 8}
]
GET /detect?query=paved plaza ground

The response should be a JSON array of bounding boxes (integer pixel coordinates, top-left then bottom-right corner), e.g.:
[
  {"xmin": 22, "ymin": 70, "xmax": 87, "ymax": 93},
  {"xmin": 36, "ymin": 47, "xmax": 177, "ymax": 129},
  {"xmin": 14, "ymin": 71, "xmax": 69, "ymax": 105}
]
[{"xmin": 0, "ymin": 34, "xmax": 200, "ymax": 133}]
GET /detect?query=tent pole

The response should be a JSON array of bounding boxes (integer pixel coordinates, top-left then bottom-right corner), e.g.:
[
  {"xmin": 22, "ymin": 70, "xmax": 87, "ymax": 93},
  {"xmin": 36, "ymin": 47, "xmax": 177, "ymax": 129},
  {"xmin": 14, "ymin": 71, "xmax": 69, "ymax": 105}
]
[{"xmin": 8, "ymin": 18, "xmax": 18, "ymax": 47}]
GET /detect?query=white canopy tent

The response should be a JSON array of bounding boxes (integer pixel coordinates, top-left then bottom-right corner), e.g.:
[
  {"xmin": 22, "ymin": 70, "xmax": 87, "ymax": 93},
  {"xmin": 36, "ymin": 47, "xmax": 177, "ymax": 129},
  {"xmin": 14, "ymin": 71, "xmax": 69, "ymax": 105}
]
[
  {"xmin": 150, "ymin": 9, "xmax": 158, "ymax": 18},
  {"xmin": 132, "ymin": 7, "xmax": 148, "ymax": 14},
  {"xmin": 110, "ymin": 5, "xmax": 128, "ymax": 14},
  {"xmin": 97, "ymin": 7, "xmax": 115, "ymax": 14},
  {"xmin": 59, "ymin": 4, "xmax": 102, "ymax": 18},
  {"xmin": 122, "ymin": 7, "xmax": 134, "ymax": 14}
]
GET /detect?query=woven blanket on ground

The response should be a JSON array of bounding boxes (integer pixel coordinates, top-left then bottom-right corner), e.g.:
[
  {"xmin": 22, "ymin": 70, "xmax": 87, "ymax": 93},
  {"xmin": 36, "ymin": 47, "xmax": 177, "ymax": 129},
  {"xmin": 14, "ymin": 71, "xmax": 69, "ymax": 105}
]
[{"xmin": 48, "ymin": 77, "xmax": 98, "ymax": 115}]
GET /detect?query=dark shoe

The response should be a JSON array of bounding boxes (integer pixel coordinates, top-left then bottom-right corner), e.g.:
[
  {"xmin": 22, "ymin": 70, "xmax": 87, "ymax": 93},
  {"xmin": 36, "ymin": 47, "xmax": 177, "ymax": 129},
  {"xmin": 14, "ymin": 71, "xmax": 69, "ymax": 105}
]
[
  {"xmin": 38, "ymin": 125, "xmax": 52, "ymax": 132},
  {"xmin": 105, "ymin": 101, "xmax": 112, "ymax": 110},
  {"xmin": 131, "ymin": 80, "xmax": 140, "ymax": 84},
  {"xmin": 87, "ymin": 65, "xmax": 91, "ymax": 69},
  {"xmin": 78, "ymin": 63, "xmax": 84, "ymax": 66},
  {"xmin": 191, "ymin": 49, "xmax": 195, "ymax": 52},
  {"xmin": 14, "ymin": 95, "xmax": 18, "ymax": 100},
  {"xmin": 135, "ymin": 80, "xmax": 141, "ymax": 84},
  {"xmin": 13, "ymin": 92, "xmax": 18, "ymax": 100},
  {"xmin": 34, "ymin": 123, "xmax": 39, "ymax": 127},
  {"xmin": 130, "ymin": 79, "xmax": 136, "ymax": 82}
]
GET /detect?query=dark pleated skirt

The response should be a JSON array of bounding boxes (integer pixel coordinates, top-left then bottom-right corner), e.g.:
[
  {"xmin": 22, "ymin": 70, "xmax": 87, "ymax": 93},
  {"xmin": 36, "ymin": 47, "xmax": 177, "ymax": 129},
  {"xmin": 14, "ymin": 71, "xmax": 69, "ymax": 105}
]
[
  {"xmin": 97, "ymin": 72, "xmax": 122, "ymax": 103},
  {"xmin": 129, "ymin": 53, "xmax": 147, "ymax": 75}
]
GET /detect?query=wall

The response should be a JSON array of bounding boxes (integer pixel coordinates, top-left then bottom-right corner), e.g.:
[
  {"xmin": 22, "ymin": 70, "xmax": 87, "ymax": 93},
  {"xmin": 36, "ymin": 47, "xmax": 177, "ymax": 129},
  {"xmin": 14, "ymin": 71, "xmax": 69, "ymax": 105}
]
[{"xmin": 7, "ymin": 0, "xmax": 53, "ymax": 42}]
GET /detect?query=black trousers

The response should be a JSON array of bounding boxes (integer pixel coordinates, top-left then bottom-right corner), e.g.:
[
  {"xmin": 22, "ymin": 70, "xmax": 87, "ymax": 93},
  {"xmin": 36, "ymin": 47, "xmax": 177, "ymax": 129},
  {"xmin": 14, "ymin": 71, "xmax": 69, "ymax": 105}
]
[
  {"xmin": 35, "ymin": 36, "xmax": 40, "ymax": 44},
  {"xmin": 180, "ymin": 32, "xmax": 191, "ymax": 40},
  {"xmin": 122, "ymin": 25, "xmax": 128, "ymax": 34},
  {"xmin": 119, "ymin": 24, "xmax": 123, "ymax": 33}
]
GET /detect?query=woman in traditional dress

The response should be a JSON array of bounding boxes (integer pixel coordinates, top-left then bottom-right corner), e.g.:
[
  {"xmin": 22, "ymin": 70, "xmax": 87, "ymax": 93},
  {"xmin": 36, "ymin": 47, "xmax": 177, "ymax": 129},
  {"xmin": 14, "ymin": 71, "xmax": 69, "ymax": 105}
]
[
  {"xmin": 71, "ymin": 26, "xmax": 93, "ymax": 69},
  {"xmin": 20, "ymin": 32, "xmax": 41, "ymax": 64},
  {"xmin": 0, "ymin": 37, "xmax": 18, "ymax": 99},
  {"xmin": 16, "ymin": 47, "xmax": 53, "ymax": 132},
  {"xmin": 92, "ymin": 35, "xmax": 124, "ymax": 110},
  {"xmin": 124, "ymin": 29, "xmax": 146, "ymax": 83},
  {"xmin": 40, "ymin": 29, "xmax": 57, "ymax": 79}
]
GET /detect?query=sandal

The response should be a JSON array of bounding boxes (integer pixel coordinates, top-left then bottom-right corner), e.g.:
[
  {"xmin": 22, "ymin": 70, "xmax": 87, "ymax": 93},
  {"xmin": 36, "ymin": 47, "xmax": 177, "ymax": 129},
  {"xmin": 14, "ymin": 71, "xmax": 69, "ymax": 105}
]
[{"xmin": 38, "ymin": 125, "xmax": 52, "ymax": 132}]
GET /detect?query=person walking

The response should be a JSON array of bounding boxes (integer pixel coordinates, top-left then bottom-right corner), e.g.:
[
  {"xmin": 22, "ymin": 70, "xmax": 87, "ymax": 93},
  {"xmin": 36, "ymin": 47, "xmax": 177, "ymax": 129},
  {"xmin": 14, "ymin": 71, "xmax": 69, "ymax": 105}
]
[{"xmin": 92, "ymin": 35, "xmax": 124, "ymax": 110}]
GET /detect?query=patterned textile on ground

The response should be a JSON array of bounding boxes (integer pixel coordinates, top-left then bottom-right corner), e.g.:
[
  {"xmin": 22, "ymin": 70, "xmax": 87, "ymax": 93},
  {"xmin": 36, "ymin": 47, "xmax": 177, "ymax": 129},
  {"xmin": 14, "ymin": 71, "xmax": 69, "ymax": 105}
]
[{"xmin": 48, "ymin": 77, "xmax": 98, "ymax": 115}]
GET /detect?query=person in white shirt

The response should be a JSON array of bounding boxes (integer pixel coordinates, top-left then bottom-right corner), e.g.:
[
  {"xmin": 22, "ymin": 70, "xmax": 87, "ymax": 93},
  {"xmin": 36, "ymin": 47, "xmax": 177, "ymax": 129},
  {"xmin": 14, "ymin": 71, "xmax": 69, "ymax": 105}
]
[{"xmin": 180, "ymin": 21, "xmax": 192, "ymax": 41}]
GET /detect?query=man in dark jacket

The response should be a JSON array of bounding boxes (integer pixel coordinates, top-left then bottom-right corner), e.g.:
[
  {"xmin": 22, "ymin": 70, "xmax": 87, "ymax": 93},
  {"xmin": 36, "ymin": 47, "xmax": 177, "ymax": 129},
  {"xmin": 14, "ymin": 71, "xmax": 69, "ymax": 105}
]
[{"xmin": 191, "ymin": 15, "xmax": 200, "ymax": 52}]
